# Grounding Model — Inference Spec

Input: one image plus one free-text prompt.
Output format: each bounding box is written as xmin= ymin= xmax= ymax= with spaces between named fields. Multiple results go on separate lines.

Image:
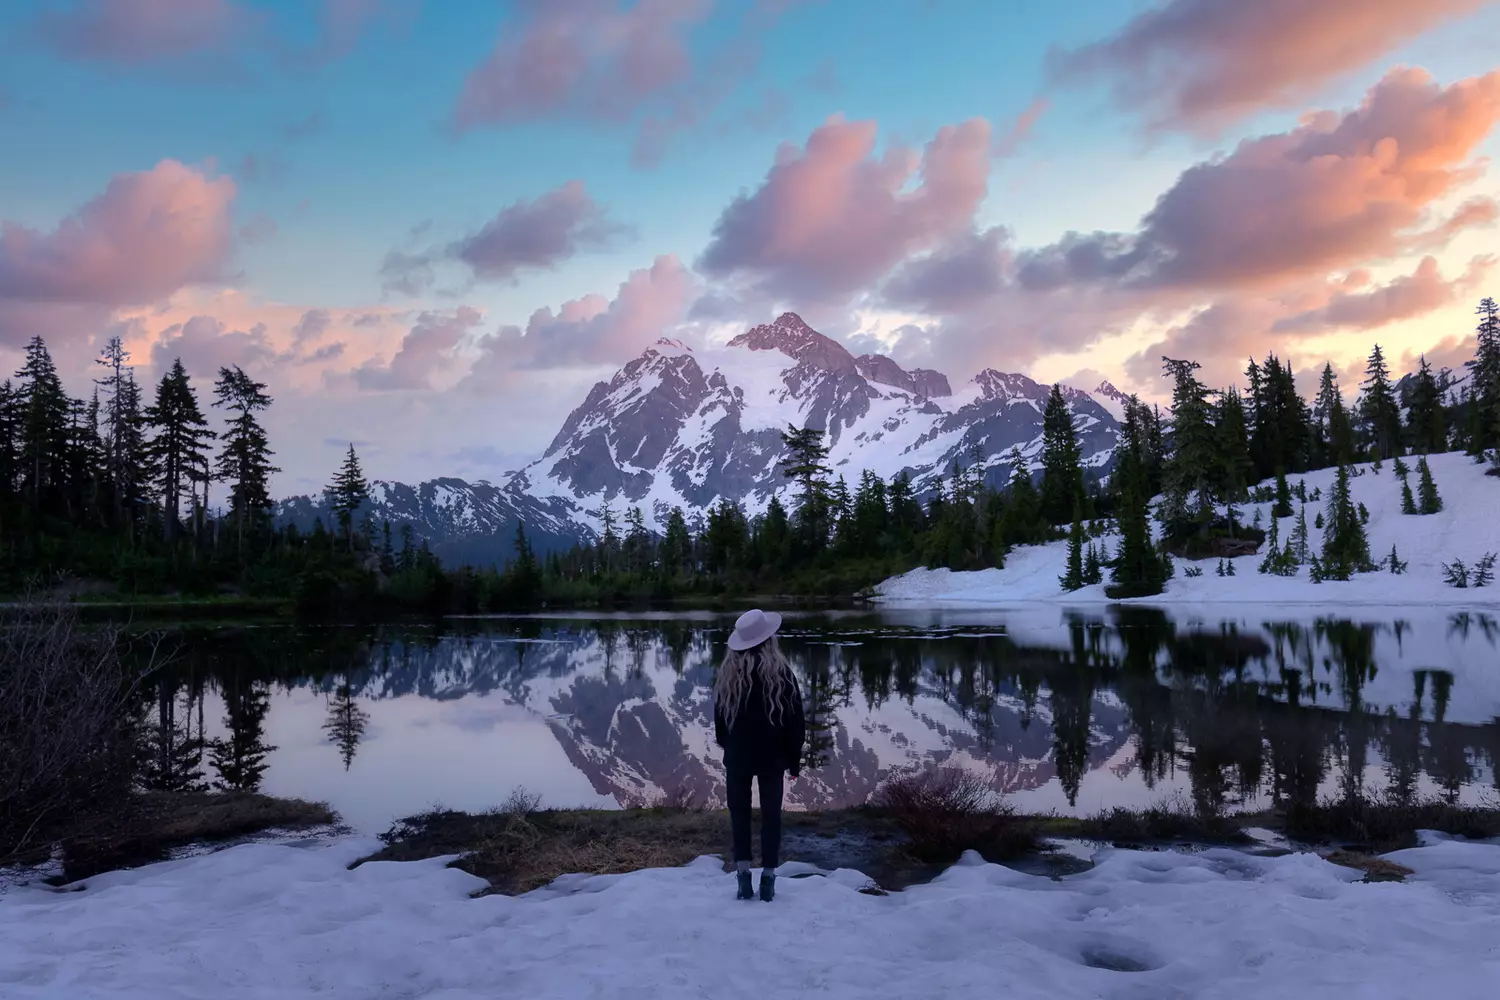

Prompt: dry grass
xmin=61 ymin=791 xmax=337 ymax=881
xmin=1283 ymin=796 xmax=1500 ymax=852
xmin=367 ymin=804 xmax=727 ymax=896
xmin=1077 ymin=796 xmax=1252 ymax=845
xmin=870 ymin=767 xmax=1042 ymax=863
xmin=1323 ymin=850 xmax=1415 ymax=882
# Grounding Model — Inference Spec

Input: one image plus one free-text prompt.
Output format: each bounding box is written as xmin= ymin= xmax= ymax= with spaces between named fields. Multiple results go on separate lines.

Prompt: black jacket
xmin=714 ymin=674 xmax=806 ymax=777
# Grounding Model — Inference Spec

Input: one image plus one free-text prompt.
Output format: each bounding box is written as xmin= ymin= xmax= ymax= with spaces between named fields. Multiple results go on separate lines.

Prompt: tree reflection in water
xmin=140 ymin=610 xmax=1500 ymax=815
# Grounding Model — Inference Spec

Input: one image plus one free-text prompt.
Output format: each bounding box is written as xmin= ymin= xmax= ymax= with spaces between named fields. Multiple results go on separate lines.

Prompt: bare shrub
xmin=0 ymin=602 xmax=150 ymax=865
xmin=501 ymin=787 xmax=542 ymax=818
xmin=871 ymin=767 xmax=1038 ymax=862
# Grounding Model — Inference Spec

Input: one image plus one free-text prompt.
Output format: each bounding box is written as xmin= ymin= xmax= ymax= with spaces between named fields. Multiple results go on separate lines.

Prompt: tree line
xmin=3 ymin=296 xmax=1497 ymax=610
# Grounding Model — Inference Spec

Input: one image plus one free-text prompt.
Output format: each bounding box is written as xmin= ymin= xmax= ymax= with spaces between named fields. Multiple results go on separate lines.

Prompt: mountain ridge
xmin=275 ymin=312 xmax=1126 ymax=560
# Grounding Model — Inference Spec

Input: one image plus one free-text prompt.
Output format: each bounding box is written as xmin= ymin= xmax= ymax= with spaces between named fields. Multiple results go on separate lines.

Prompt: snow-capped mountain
xmin=277 ymin=313 xmax=1126 ymax=558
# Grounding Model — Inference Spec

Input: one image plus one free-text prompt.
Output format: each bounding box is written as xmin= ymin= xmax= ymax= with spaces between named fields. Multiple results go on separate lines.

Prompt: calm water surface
xmin=144 ymin=608 xmax=1500 ymax=833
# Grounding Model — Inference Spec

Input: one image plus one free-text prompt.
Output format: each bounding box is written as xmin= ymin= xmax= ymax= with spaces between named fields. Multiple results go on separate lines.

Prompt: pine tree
xmin=509 ymin=521 xmax=542 ymax=599
xmin=1273 ymin=468 xmax=1293 ymax=519
xmin=324 ymin=444 xmax=370 ymax=549
xmin=781 ymin=425 xmax=832 ymax=554
xmin=14 ymin=337 xmax=71 ymax=512
xmin=1109 ymin=397 xmax=1172 ymax=597
xmin=212 ymin=366 xmax=279 ymax=555
xmin=143 ymin=359 xmax=215 ymax=541
xmin=1321 ymin=464 xmax=1370 ymax=579
xmin=1359 ymin=344 xmax=1402 ymax=461
xmin=1417 ymin=456 xmax=1443 ymax=514
xmin=1040 ymin=384 xmax=1084 ymax=526
xmin=1315 ymin=363 xmax=1355 ymax=469
xmin=1387 ymin=544 xmax=1407 ymax=575
xmin=661 ymin=507 xmax=691 ymax=576
xmin=1215 ymin=385 xmax=1253 ymax=503
xmin=1291 ymin=504 xmax=1310 ymax=565
xmin=1059 ymin=505 xmax=1085 ymax=591
xmin=1467 ymin=297 xmax=1500 ymax=458
xmin=1405 ymin=356 xmax=1447 ymax=455
xmin=1160 ymin=357 xmax=1218 ymax=543
xmin=1083 ymin=543 xmax=1102 ymax=585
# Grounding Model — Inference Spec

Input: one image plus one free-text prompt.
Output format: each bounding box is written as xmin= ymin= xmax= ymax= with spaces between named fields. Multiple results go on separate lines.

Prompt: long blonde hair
xmin=714 ymin=635 xmax=795 ymax=730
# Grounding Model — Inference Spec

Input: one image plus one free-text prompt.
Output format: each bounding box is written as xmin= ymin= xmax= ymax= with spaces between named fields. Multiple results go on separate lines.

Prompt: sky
xmin=3 ymin=0 xmax=1500 ymax=497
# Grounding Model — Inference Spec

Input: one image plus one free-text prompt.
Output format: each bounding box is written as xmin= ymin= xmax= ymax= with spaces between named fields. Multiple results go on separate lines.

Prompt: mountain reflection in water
xmin=136 ymin=608 xmax=1500 ymax=833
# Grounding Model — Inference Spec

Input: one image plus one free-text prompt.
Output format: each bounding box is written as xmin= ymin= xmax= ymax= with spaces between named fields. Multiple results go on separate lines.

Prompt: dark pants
xmin=726 ymin=765 xmax=784 ymax=869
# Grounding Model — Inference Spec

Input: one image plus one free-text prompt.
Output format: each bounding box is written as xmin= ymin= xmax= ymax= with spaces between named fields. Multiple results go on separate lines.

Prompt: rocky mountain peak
xmin=855 ymin=354 xmax=953 ymax=399
xmin=973 ymin=369 xmax=1048 ymax=403
xmin=727 ymin=312 xmax=857 ymax=375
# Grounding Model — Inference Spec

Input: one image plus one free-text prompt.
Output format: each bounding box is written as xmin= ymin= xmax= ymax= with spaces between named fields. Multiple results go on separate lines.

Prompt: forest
xmin=1 ymin=298 xmax=1498 ymax=611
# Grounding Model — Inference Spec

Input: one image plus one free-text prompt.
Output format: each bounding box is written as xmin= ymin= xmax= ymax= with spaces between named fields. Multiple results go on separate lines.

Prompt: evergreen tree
xmin=143 ymin=359 xmax=215 ymax=541
xmin=380 ymin=519 xmax=395 ymax=574
xmin=996 ymin=447 xmax=1047 ymax=547
xmin=509 ymin=521 xmax=542 ymax=599
xmin=1215 ymin=385 xmax=1253 ymax=502
xmin=1109 ymin=397 xmax=1172 ymax=597
xmin=1291 ymin=504 xmax=1311 ymax=565
xmin=1314 ymin=363 xmax=1355 ymax=469
xmin=210 ymin=679 xmax=276 ymax=791
xmin=1059 ymin=505 xmax=1085 ymax=591
xmin=322 ymin=682 xmax=369 ymax=771
xmin=1398 ymin=459 xmax=1417 ymax=514
xmin=1404 ymin=355 xmax=1447 ymax=455
xmin=1467 ymin=297 xmax=1500 ymax=457
xmin=1358 ymin=344 xmax=1402 ymax=461
xmin=1417 ymin=456 xmax=1443 ymax=514
xmin=14 ymin=337 xmax=71 ymax=512
xmin=1083 ymin=543 xmax=1102 ymax=585
xmin=1040 ymin=384 xmax=1084 ymax=525
xmin=781 ymin=425 xmax=832 ymax=554
xmin=1273 ymin=468 xmax=1293 ymax=519
xmin=1159 ymin=358 xmax=1218 ymax=543
xmin=661 ymin=507 xmax=691 ymax=576
xmin=324 ymin=444 xmax=370 ymax=550
xmin=1320 ymin=465 xmax=1370 ymax=579
xmin=212 ymin=366 xmax=278 ymax=555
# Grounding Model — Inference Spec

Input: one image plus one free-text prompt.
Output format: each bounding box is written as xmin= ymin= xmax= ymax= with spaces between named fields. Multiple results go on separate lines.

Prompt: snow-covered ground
xmin=876 ymin=451 xmax=1500 ymax=606
xmin=3 ymin=835 xmax=1499 ymax=998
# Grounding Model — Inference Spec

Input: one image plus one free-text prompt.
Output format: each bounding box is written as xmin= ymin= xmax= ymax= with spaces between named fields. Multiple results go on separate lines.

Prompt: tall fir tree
xmin=1320 ymin=464 xmax=1370 ymax=579
xmin=1109 ymin=396 xmax=1172 ymax=597
xmin=324 ymin=444 xmax=370 ymax=550
xmin=1059 ymin=504 xmax=1086 ymax=591
xmin=1314 ymin=363 xmax=1355 ymax=469
xmin=1039 ymin=384 xmax=1084 ymax=525
xmin=143 ymin=358 xmax=215 ymax=542
xmin=1404 ymin=355 xmax=1447 ymax=455
xmin=1159 ymin=357 xmax=1218 ymax=543
xmin=212 ymin=366 xmax=279 ymax=555
xmin=1358 ymin=344 xmax=1403 ymax=461
xmin=780 ymin=425 xmax=832 ymax=554
xmin=1215 ymin=385 xmax=1253 ymax=503
xmin=1467 ymin=296 xmax=1500 ymax=458
xmin=14 ymin=337 xmax=72 ymax=513
xmin=1417 ymin=456 xmax=1443 ymax=514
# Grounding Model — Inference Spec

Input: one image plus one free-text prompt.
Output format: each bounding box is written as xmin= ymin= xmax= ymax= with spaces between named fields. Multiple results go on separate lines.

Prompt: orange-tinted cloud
xmin=1018 ymin=69 xmax=1500 ymax=292
xmin=1050 ymin=0 xmax=1490 ymax=131
xmin=353 ymin=307 xmax=484 ymax=391
xmin=697 ymin=116 xmax=991 ymax=301
xmin=1273 ymin=255 xmax=1494 ymax=334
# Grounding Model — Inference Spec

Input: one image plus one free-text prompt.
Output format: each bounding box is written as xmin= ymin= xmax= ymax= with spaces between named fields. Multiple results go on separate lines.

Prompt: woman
xmin=714 ymin=608 xmax=805 ymax=902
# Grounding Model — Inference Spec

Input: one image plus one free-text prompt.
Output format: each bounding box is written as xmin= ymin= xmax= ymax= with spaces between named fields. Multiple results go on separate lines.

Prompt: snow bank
xmin=876 ymin=451 xmax=1500 ymax=606
xmin=3 ymin=837 xmax=1499 ymax=998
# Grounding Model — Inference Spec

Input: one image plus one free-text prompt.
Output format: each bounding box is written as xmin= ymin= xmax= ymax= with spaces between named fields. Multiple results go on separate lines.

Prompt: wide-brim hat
xmin=728 ymin=608 xmax=782 ymax=651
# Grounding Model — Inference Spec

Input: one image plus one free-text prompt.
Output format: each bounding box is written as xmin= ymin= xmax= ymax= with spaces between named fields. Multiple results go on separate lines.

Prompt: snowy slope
xmin=279 ymin=313 xmax=1126 ymax=551
xmin=4 ymin=834 xmax=1499 ymax=998
xmin=876 ymin=451 xmax=1500 ymax=607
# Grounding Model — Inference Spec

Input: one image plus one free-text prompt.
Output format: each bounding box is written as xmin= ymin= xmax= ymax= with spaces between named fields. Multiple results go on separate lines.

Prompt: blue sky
xmin=2 ymin=0 xmax=1499 ymax=490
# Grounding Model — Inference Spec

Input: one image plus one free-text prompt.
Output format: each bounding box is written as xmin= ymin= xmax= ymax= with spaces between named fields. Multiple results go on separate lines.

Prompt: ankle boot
xmin=735 ymin=871 xmax=754 ymax=900
xmin=759 ymin=872 xmax=776 ymax=902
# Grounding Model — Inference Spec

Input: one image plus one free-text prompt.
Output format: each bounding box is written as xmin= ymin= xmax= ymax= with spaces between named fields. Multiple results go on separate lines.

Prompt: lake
xmin=138 ymin=607 xmax=1500 ymax=833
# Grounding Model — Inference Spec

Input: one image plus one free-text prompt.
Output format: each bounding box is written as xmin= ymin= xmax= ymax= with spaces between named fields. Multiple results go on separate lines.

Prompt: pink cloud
xmin=1050 ymin=0 xmax=1490 ymax=131
xmin=35 ymin=0 xmax=256 ymax=66
xmin=465 ymin=254 xmax=696 ymax=384
xmin=1272 ymin=255 xmax=1494 ymax=333
xmin=354 ymin=307 xmax=483 ymax=391
xmin=149 ymin=314 xmax=280 ymax=376
xmin=0 ymin=160 xmax=237 ymax=345
xmin=453 ymin=0 xmax=710 ymax=131
xmin=697 ymin=116 xmax=992 ymax=300
xmin=1017 ymin=69 xmax=1500 ymax=292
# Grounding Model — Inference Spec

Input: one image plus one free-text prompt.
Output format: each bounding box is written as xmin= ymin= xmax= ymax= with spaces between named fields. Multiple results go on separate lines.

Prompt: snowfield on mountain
xmin=875 ymin=451 xmax=1500 ymax=606
xmin=276 ymin=313 xmax=1124 ymax=551
xmin=4 ymin=833 xmax=1499 ymax=999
